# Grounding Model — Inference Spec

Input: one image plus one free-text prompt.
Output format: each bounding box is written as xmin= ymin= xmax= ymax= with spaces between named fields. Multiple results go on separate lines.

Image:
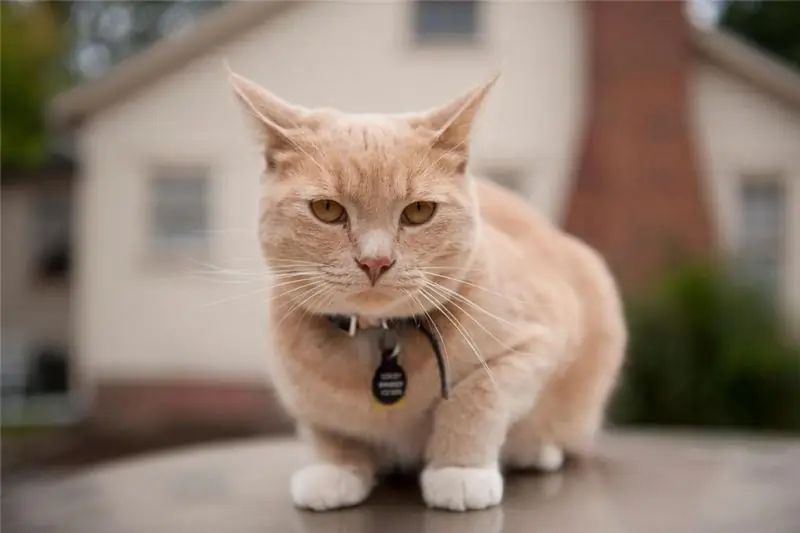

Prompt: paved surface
xmin=3 ymin=431 xmax=800 ymax=533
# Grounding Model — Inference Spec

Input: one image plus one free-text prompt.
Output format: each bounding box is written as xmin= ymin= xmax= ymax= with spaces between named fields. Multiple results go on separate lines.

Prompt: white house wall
xmin=76 ymin=2 xmax=588 ymax=382
xmin=692 ymin=60 xmax=800 ymax=323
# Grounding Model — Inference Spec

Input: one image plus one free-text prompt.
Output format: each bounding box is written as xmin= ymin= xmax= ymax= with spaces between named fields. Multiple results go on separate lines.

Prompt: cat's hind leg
xmin=502 ymin=332 xmax=625 ymax=471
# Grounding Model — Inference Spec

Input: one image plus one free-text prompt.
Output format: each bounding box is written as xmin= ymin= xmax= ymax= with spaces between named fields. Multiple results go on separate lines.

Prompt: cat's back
xmin=475 ymin=177 xmax=571 ymax=263
xmin=475 ymin=178 xmax=558 ymax=248
xmin=474 ymin=177 xmax=623 ymax=326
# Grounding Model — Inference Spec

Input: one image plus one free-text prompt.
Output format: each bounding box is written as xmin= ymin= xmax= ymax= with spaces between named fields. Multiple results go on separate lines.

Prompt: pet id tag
xmin=372 ymin=330 xmax=406 ymax=406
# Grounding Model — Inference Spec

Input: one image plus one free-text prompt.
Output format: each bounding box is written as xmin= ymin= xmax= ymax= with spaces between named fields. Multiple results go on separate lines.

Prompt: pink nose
xmin=356 ymin=256 xmax=395 ymax=285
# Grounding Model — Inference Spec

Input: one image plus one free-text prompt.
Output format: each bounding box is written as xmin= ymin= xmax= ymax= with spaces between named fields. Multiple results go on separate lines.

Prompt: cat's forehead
xmin=315 ymin=112 xmax=424 ymax=154
xmin=300 ymin=114 xmax=437 ymax=199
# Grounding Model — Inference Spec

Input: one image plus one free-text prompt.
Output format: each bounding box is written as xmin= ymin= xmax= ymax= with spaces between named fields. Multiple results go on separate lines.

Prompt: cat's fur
xmin=229 ymin=71 xmax=627 ymax=512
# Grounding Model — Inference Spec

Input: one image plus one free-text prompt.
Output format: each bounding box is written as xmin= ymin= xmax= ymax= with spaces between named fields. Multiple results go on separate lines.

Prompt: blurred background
xmin=1 ymin=0 xmax=799 ymax=475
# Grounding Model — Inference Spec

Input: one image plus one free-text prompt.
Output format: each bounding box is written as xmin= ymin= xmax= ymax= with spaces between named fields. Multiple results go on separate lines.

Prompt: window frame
xmin=1 ymin=334 xmax=80 ymax=427
xmin=411 ymin=0 xmax=483 ymax=45
xmin=30 ymin=189 xmax=72 ymax=284
xmin=147 ymin=165 xmax=212 ymax=263
xmin=736 ymin=173 xmax=787 ymax=300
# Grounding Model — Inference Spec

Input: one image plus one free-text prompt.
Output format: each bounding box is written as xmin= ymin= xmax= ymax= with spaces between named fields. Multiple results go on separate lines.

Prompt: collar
xmin=326 ymin=313 xmax=450 ymax=400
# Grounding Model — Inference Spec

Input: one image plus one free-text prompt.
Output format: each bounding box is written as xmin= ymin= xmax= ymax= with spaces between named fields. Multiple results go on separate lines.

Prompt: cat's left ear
xmin=411 ymin=73 xmax=500 ymax=155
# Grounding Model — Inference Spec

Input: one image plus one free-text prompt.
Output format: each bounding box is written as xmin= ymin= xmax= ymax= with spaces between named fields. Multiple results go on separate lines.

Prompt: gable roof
xmin=49 ymin=2 xmax=800 ymax=128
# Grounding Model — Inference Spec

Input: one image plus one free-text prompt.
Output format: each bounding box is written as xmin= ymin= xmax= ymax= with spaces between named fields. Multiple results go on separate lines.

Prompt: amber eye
xmin=401 ymin=201 xmax=436 ymax=226
xmin=310 ymin=199 xmax=347 ymax=223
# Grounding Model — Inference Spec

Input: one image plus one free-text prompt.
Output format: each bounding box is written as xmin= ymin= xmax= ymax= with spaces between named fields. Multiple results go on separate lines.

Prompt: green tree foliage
xmin=611 ymin=264 xmax=800 ymax=433
xmin=1 ymin=1 xmax=71 ymax=170
xmin=1 ymin=0 xmax=221 ymax=170
xmin=720 ymin=0 xmax=800 ymax=70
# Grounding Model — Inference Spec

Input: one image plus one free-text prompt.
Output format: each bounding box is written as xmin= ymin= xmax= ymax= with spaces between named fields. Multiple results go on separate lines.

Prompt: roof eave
xmin=690 ymin=24 xmax=800 ymax=111
xmin=49 ymin=7 xmax=800 ymax=129
xmin=48 ymin=0 xmax=295 ymax=130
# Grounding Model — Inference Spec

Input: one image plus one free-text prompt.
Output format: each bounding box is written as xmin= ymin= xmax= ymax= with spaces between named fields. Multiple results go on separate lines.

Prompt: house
xmin=1 ymin=151 xmax=78 ymax=425
xmin=49 ymin=0 xmax=800 ymax=433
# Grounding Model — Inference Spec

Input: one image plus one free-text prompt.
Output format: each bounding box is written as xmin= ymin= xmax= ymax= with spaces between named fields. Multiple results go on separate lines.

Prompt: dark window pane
xmin=25 ymin=346 xmax=70 ymax=396
xmin=32 ymin=192 xmax=71 ymax=280
xmin=415 ymin=0 xmax=478 ymax=39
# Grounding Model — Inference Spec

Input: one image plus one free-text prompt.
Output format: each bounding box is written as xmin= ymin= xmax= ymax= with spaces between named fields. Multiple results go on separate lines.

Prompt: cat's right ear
xmin=227 ymin=69 xmax=308 ymax=169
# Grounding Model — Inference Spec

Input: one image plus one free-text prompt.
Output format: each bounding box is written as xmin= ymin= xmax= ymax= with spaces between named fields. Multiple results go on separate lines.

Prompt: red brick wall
xmin=564 ymin=1 xmax=715 ymax=292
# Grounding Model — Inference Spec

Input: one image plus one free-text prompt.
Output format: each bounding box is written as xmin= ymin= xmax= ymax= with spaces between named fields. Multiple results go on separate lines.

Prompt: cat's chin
xmin=340 ymin=287 xmax=414 ymax=316
xmin=349 ymin=291 xmax=399 ymax=308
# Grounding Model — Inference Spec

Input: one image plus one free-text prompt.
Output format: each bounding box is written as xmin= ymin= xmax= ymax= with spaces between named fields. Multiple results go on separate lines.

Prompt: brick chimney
xmin=564 ymin=1 xmax=714 ymax=292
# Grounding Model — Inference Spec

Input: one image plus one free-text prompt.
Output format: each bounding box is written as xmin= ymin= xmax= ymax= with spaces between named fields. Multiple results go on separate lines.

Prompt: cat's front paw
xmin=421 ymin=465 xmax=503 ymax=511
xmin=290 ymin=463 xmax=373 ymax=511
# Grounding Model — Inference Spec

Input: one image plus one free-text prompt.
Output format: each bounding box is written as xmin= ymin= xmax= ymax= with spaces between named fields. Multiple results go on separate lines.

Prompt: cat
xmin=228 ymin=69 xmax=627 ymax=512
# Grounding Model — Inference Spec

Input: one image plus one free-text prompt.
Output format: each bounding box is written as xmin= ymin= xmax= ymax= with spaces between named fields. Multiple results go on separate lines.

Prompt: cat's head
xmin=229 ymin=70 xmax=497 ymax=318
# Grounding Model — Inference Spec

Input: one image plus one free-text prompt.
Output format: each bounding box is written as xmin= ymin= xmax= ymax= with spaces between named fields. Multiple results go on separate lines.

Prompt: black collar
xmin=326 ymin=314 xmax=450 ymax=400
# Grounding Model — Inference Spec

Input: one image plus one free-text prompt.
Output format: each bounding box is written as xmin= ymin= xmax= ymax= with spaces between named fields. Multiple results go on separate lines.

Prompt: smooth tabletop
xmin=4 ymin=431 xmax=800 ymax=533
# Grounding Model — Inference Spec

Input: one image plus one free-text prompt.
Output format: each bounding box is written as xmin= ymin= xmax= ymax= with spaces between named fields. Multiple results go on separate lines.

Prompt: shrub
xmin=610 ymin=264 xmax=800 ymax=433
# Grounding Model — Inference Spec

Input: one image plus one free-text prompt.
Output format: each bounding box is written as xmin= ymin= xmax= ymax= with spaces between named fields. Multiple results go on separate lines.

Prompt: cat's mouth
xmin=350 ymin=286 xmax=399 ymax=303
xmin=341 ymin=284 xmax=410 ymax=313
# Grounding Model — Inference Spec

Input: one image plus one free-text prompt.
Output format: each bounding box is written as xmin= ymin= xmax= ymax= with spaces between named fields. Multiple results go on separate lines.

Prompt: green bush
xmin=610 ymin=264 xmax=800 ymax=433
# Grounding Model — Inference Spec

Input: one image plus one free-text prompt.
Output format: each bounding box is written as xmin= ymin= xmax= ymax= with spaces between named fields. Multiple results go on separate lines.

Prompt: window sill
xmin=1 ymin=394 xmax=83 ymax=428
xmin=407 ymin=32 xmax=488 ymax=51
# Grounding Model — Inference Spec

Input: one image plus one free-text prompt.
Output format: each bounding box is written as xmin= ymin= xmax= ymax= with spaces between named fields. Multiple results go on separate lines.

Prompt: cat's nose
xmin=356 ymin=256 xmax=395 ymax=285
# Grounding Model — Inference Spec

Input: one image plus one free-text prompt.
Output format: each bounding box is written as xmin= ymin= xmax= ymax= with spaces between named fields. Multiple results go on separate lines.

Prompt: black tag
xmin=372 ymin=353 xmax=406 ymax=406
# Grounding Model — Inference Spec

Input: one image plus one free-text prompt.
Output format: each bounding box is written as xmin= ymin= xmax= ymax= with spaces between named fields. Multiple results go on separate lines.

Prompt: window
xmin=1 ymin=334 xmax=76 ymax=426
xmin=32 ymin=191 xmax=71 ymax=281
xmin=414 ymin=0 xmax=480 ymax=42
xmin=150 ymin=167 xmax=210 ymax=257
xmin=738 ymin=178 xmax=786 ymax=298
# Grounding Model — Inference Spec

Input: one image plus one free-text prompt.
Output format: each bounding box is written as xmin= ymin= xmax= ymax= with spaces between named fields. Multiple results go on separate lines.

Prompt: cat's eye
xmin=401 ymin=201 xmax=436 ymax=226
xmin=310 ymin=199 xmax=347 ymax=223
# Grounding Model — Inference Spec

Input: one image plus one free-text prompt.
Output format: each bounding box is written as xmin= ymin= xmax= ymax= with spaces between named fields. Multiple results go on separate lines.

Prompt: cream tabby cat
xmin=229 ymin=70 xmax=626 ymax=512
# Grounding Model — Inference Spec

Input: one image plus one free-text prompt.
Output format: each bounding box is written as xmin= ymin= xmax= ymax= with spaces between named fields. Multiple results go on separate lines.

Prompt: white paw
xmin=290 ymin=463 xmax=373 ymax=511
xmin=420 ymin=466 xmax=503 ymax=511
xmin=535 ymin=444 xmax=564 ymax=473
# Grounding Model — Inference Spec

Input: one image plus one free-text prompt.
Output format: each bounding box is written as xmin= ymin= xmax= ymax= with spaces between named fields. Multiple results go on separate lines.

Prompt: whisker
xmin=189 ymin=269 xmax=318 ymax=285
xmin=425 ymin=280 xmax=523 ymax=332
xmin=272 ymin=282 xmax=333 ymax=330
xmin=202 ymin=277 xmax=323 ymax=309
xmin=264 ymin=268 xmax=325 ymax=275
xmin=298 ymin=284 xmax=337 ymax=326
xmin=266 ymin=277 xmax=327 ymax=303
xmin=189 ymin=276 xmax=270 ymax=285
xmin=266 ymin=281 xmax=328 ymax=325
xmin=424 ymin=281 xmax=539 ymax=359
xmin=403 ymin=289 xmax=451 ymax=372
xmin=269 ymin=291 xmax=309 ymax=324
xmin=418 ymin=265 xmax=481 ymax=271
xmin=423 ymin=271 xmax=527 ymax=305
xmin=190 ymin=228 xmax=257 ymax=234
xmin=191 ymin=266 xmax=305 ymax=276
xmin=184 ymin=261 xmax=272 ymax=280
xmin=412 ymin=137 xmax=469 ymax=179
xmin=198 ymin=286 xmax=271 ymax=309
xmin=266 ymin=258 xmax=327 ymax=266
xmin=418 ymin=287 xmax=496 ymax=387
xmin=238 ymin=98 xmax=332 ymax=178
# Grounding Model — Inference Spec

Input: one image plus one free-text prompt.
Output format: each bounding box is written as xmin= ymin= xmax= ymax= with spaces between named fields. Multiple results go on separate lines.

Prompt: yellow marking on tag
xmin=371 ymin=397 xmax=405 ymax=411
